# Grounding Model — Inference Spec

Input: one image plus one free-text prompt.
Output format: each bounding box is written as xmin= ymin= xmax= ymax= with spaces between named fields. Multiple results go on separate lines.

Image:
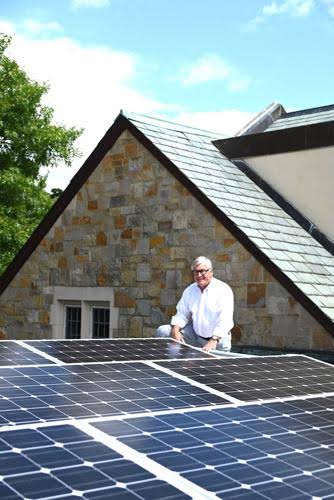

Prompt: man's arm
xmin=202 ymin=337 xmax=219 ymax=352
xmin=171 ymin=325 xmax=184 ymax=342
xmin=170 ymin=287 xmax=191 ymax=343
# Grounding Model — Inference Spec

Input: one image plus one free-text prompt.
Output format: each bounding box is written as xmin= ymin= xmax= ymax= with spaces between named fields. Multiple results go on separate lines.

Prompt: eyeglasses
xmin=192 ymin=268 xmax=212 ymax=276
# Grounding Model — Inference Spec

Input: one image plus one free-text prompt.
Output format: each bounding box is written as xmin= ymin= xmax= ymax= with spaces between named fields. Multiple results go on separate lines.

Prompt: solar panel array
xmin=1 ymin=338 xmax=334 ymax=499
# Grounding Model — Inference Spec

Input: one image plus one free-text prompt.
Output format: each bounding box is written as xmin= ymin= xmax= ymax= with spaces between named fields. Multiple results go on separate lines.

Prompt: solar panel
xmin=156 ymin=355 xmax=334 ymax=400
xmin=25 ymin=338 xmax=212 ymax=363
xmin=0 ymin=361 xmax=229 ymax=426
xmin=1 ymin=339 xmax=334 ymax=499
xmin=0 ymin=341 xmax=54 ymax=366
xmin=93 ymin=397 xmax=334 ymax=498
xmin=0 ymin=424 xmax=191 ymax=499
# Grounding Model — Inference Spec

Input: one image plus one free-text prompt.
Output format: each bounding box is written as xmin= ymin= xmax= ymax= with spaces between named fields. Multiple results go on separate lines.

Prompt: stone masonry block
xmin=160 ymin=289 xmax=176 ymax=306
xmin=247 ymin=283 xmax=266 ymax=308
xmin=136 ymin=263 xmax=151 ymax=282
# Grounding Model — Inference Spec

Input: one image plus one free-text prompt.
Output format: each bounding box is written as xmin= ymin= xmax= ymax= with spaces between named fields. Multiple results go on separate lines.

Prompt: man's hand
xmin=202 ymin=338 xmax=218 ymax=352
xmin=171 ymin=326 xmax=184 ymax=343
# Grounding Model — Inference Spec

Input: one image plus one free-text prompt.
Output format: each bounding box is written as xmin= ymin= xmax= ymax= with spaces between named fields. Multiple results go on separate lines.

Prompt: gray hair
xmin=191 ymin=256 xmax=213 ymax=271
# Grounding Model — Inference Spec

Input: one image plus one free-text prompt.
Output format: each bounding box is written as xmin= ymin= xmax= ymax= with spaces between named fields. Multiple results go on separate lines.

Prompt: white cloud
xmin=180 ymin=54 xmax=251 ymax=92
xmin=246 ymin=0 xmax=315 ymax=30
xmin=0 ymin=20 xmax=254 ymax=191
xmin=71 ymin=0 xmax=110 ymax=8
xmin=323 ymin=0 xmax=334 ymax=16
xmin=173 ymin=110 xmax=255 ymax=137
xmin=0 ymin=19 xmax=173 ymax=191
xmin=182 ymin=55 xmax=231 ymax=85
xmin=21 ymin=19 xmax=63 ymax=36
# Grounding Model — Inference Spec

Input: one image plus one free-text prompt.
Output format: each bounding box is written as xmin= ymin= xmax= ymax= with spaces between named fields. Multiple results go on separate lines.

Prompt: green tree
xmin=0 ymin=33 xmax=82 ymax=275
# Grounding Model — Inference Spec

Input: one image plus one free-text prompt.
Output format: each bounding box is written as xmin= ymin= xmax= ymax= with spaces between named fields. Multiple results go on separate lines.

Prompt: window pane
xmin=92 ymin=308 xmax=110 ymax=338
xmin=65 ymin=306 xmax=81 ymax=339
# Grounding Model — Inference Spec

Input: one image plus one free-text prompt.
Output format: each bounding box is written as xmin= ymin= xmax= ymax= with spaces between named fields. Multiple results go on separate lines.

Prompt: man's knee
xmin=155 ymin=325 xmax=172 ymax=338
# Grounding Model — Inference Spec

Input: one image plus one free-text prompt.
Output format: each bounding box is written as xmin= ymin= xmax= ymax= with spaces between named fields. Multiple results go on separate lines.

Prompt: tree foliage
xmin=0 ymin=33 xmax=82 ymax=275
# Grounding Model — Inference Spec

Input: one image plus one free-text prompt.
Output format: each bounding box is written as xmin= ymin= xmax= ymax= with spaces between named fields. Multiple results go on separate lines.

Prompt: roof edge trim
xmin=214 ymin=120 xmax=334 ymax=158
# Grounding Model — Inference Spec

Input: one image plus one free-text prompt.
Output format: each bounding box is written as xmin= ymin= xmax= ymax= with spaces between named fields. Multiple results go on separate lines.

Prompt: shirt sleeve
xmin=170 ymin=288 xmax=191 ymax=328
xmin=212 ymin=285 xmax=234 ymax=338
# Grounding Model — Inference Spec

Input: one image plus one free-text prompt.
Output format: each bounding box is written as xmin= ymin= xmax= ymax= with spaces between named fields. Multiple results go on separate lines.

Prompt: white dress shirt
xmin=171 ymin=277 xmax=234 ymax=339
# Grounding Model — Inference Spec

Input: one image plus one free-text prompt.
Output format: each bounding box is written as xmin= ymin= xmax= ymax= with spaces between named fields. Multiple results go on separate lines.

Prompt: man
xmin=156 ymin=256 xmax=234 ymax=352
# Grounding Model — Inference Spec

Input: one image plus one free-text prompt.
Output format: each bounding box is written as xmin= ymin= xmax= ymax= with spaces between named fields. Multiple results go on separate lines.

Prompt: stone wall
xmin=0 ymin=130 xmax=333 ymax=351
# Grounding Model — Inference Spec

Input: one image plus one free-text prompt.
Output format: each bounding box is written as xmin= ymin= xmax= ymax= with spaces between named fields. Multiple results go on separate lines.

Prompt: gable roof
xmin=1 ymin=111 xmax=334 ymax=336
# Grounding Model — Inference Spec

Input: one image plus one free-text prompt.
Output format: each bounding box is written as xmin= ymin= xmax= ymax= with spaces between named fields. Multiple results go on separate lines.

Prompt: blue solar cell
xmin=53 ymin=465 xmax=114 ymax=490
xmin=97 ymin=459 xmax=153 ymax=483
xmin=25 ymin=445 xmax=83 ymax=468
xmin=0 ymin=452 xmax=39 ymax=475
xmin=185 ymin=445 xmax=236 ymax=466
xmin=216 ymin=462 xmax=271 ymax=485
xmin=40 ymin=424 xmax=92 ymax=444
xmin=125 ymin=416 xmax=173 ymax=433
xmin=129 ymin=479 xmax=190 ymax=499
xmin=84 ymin=487 xmax=140 ymax=499
xmin=183 ymin=468 xmax=239 ymax=492
xmin=2 ymin=409 xmax=40 ymax=424
xmin=1 ymin=429 xmax=52 ymax=448
xmin=250 ymin=457 xmax=300 ymax=478
xmin=0 ymin=483 xmax=19 ymax=499
xmin=286 ymin=474 xmax=334 ymax=496
xmin=120 ymin=434 xmax=171 ymax=454
xmin=147 ymin=449 xmax=201 ymax=472
xmin=6 ymin=472 xmax=71 ymax=498
xmin=67 ymin=441 xmax=121 ymax=462
xmin=254 ymin=480 xmax=306 ymax=499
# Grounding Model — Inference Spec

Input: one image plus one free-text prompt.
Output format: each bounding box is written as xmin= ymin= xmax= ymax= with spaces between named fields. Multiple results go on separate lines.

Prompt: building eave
xmin=214 ymin=120 xmax=334 ymax=158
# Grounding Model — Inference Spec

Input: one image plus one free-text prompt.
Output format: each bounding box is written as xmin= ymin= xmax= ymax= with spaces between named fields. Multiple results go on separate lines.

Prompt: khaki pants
xmin=155 ymin=323 xmax=231 ymax=352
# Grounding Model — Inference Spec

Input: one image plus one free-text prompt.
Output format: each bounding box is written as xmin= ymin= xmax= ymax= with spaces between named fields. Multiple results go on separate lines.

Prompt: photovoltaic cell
xmin=24 ymin=338 xmax=212 ymax=363
xmin=0 ymin=361 xmax=229 ymax=425
xmin=156 ymin=355 xmax=334 ymax=400
xmin=0 ymin=341 xmax=54 ymax=366
xmin=0 ymin=424 xmax=190 ymax=499
xmin=94 ymin=396 xmax=334 ymax=498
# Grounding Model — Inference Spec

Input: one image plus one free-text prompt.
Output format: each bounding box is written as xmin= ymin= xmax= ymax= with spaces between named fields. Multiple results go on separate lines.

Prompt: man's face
xmin=193 ymin=264 xmax=213 ymax=290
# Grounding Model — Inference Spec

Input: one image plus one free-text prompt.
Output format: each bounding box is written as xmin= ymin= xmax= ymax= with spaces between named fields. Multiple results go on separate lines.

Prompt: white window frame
xmin=49 ymin=287 xmax=118 ymax=339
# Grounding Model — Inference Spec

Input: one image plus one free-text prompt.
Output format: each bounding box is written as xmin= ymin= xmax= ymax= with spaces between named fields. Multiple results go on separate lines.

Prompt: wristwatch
xmin=211 ymin=335 xmax=221 ymax=342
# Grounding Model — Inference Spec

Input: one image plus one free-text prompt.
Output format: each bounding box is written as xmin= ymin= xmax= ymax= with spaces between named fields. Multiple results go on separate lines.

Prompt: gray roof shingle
xmin=126 ymin=112 xmax=334 ymax=324
xmin=266 ymin=106 xmax=334 ymax=132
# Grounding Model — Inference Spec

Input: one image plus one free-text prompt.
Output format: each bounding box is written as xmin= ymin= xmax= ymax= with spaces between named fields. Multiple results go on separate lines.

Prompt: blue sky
xmin=1 ymin=0 xmax=334 ymax=189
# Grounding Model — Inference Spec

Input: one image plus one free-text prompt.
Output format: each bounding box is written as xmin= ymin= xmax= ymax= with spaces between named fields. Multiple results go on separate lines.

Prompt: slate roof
xmin=265 ymin=104 xmax=334 ymax=132
xmin=126 ymin=112 xmax=334 ymax=325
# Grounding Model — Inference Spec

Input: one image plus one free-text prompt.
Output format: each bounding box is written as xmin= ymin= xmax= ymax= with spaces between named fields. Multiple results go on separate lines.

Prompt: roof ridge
xmin=279 ymin=103 xmax=334 ymax=119
xmin=122 ymin=110 xmax=224 ymax=138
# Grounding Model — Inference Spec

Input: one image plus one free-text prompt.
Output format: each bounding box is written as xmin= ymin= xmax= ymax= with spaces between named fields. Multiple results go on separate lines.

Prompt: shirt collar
xmin=197 ymin=277 xmax=215 ymax=293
